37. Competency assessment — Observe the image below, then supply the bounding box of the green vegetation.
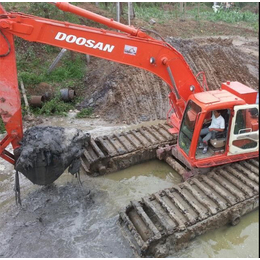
[99,2,258,31]
[0,119,5,134]
[76,108,93,118]
[188,7,258,25]
[18,53,85,87]
[134,4,175,24]
[2,2,80,24]
[0,2,88,127]
[36,97,74,116]
[135,3,258,28]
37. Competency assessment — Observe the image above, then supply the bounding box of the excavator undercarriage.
[119,158,259,257]
[80,123,177,177]
[80,123,259,257]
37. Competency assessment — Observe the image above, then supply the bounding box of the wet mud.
[0,159,177,258]
[15,126,90,185]
[0,179,133,257]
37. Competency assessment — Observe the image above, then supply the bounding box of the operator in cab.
[199,110,225,154]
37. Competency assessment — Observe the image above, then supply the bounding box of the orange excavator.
[0,3,258,187]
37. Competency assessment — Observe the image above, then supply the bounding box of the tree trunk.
[116,2,120,23]
[128,2,135,25]
[120,2,124,15]
[180,2,183,13]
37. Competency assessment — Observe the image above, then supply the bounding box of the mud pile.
[78,37,258,124]
[166,37,259,90]
[15,126,90,185]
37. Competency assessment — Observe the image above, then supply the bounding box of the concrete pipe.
[28,95,45,107]
[60,88,76,101]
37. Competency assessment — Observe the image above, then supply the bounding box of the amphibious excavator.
[0,2,258,181]
[0,3,259,257]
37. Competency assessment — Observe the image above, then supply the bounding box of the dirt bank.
[77,36,258,124]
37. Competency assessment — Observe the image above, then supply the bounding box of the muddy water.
[175,209,259,258]
[0,116,258,257]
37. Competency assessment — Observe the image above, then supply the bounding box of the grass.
[76,108,93,118]
[133,5,175,23]
[0,119,5,134]
[188,8,258,25]
[18,52,85,87]
[132,3,258,30]
[34,97,74,116]
[17,49,86,117]
[0,2,88,124]
[2,2,81,24]
[2,1,86,94]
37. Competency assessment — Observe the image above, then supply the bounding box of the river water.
[0,116,258,257]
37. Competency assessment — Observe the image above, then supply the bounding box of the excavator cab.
[177,90,259,171]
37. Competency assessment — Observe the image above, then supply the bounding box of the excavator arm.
[0,2,202,177]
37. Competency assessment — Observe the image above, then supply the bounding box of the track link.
[119,158,259,257]
[80,123,176,176]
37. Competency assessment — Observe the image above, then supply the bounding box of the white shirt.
[209,114,225,130]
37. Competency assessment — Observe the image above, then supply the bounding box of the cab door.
[228,104,259,155]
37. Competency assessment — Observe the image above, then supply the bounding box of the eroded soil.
[76,36,258,125]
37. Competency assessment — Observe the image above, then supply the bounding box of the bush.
[76,108,93,118]
[18,72,45,85]
[37,97,74,116]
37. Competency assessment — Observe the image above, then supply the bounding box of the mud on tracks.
[78,36,258,125]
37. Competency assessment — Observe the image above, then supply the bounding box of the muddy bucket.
[60,88,76,102]
[28,95,45,107]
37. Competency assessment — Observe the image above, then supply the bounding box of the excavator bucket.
[15,126,90,185]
